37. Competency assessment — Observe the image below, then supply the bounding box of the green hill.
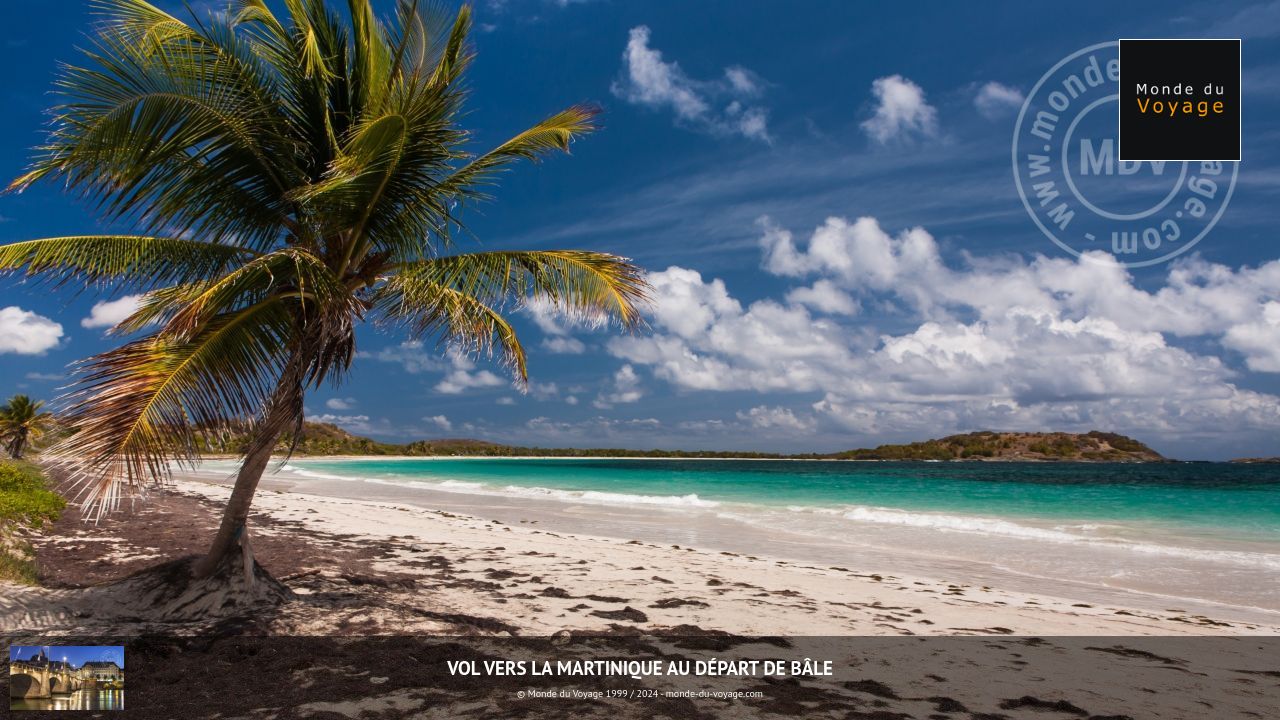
[197,424,1163,462]
[833,431,1163,462]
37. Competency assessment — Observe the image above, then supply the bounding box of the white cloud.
[724,66,762,96]
[608,217,1280,449]
[974,81,1024,119]
[308,413,372,431]
[25,371,64,381]
[543,337,586,354]
[736,405,816,431]
[612,26,771,142]
[525,297,596,355]
[425,414,453,432]
[364,340,445,374]
[325,397,356,411]
[593,364,645,408]
[496,396,517,406]
[435,350,506,394]
[530,382,560,401]
[523,415,663,443]
[81,294,143,329]
[366,342,508,394]
[861,75,938,143]
[1223,301,1280,371]
[785,279,858,315]
[0,306,64,355]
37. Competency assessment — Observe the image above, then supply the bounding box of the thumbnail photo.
[8,645,124,712]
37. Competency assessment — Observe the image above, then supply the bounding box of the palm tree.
[0,395,55,459]
[0,0,648,582]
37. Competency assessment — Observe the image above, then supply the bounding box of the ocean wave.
[275,464,718,508]
[783,504,1280,570]
[261,462,1276,569]
[496,484,718,508]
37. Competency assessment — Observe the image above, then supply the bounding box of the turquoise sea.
[287,458,1280,542]
[232,457,1280,613]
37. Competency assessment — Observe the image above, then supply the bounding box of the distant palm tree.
[0,0,648,581]
[0,395,54,459]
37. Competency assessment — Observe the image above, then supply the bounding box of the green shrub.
[0,461,65,528]
[0,461,63,584]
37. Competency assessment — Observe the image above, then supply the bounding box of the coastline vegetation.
[200,422,1166,462]
[0,460,65,583]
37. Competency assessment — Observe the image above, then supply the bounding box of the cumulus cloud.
[325,397,356,410]
[366,341,508,394]
[736,405,816,431]
[543,336,586,354]
[612,25,771,141]
[425,414,453,432]
[1222,302,1280,371]
[594,364,644,408]
[0,306,64,355]
[608,217,1280,448]
[364,340,444,374]
[81,295,143,329]
[522,415,663,444]
[785,279,859,315]
[435,351,506,394]
[307,413,373,433]
[530,382,560,401]
[974,81,1024,119]
[861,75,938,143]
[525,297,596,354]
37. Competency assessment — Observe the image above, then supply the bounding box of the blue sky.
[3,1,1280,459]
[10,645,124,669]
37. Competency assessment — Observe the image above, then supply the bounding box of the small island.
[832,430,1165,462]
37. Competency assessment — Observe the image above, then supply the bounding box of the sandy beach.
[4,467,1275,637]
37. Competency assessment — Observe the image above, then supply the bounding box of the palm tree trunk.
[11,431,26,459]
[191,349,307,579]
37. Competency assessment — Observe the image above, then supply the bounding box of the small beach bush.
[0,461,65,528]
[0,460,64,584]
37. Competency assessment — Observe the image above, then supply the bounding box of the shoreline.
[230,457,1280,618]
[6,466,1275,637]
[167,468,1280,634]
[199,453,1190,463]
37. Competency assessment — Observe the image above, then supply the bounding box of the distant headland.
[199,425,1168,462]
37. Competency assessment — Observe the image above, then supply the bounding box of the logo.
[1013,42,1238,268]
[1119,39,1241,161]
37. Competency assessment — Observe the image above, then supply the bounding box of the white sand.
[182,474,1280,636]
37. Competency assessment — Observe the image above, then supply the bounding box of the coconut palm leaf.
[0,235,254,292]
[56,300,300,517]
[375,250,646,383]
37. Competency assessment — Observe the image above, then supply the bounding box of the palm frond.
[389,250,648,324]
[374,250,648,382]
[11,1,301,248]
[0,235,256,292]
[153,247,353,340]
[51,299,299,517]
[377,281,528,381]
[438,104,600,199]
